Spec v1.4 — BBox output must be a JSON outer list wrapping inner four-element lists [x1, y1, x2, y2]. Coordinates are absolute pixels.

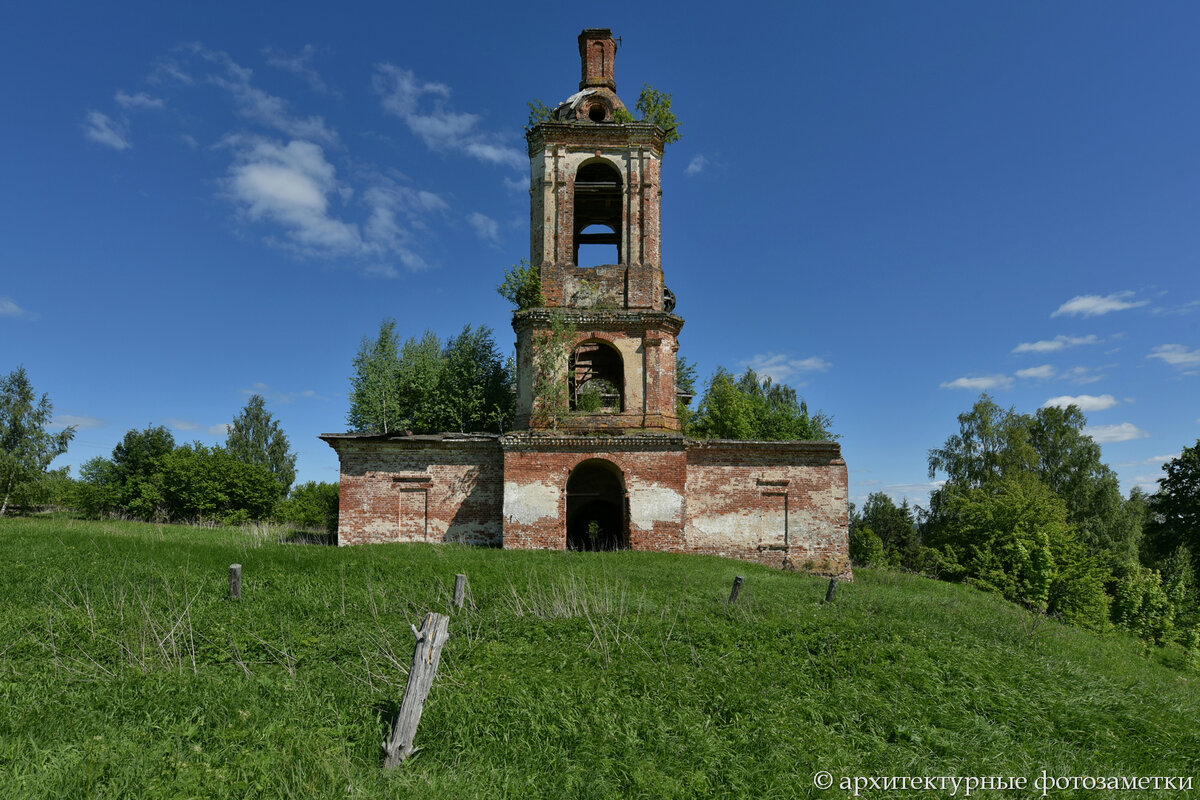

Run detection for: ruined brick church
[[322, 29, 849, 573]]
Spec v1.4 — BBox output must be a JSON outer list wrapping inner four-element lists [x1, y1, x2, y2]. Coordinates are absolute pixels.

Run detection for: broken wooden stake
[[229, 564, 242, 600], [383, 612, 450, 769], [453, 573, 467, 609], [729, 575, 744, 603], [825, 577, 839, 603]]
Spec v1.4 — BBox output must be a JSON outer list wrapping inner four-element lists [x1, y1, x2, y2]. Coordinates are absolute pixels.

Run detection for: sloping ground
[[1, 517, 1197, 799]]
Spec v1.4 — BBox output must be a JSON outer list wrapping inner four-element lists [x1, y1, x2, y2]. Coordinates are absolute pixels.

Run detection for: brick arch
[[569, 339, 624, 412], [565, 458, 628, 550], [572, 158, 623, 266]]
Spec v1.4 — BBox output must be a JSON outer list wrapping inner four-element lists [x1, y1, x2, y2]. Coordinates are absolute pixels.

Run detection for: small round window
[[588, 104, 606, 123]]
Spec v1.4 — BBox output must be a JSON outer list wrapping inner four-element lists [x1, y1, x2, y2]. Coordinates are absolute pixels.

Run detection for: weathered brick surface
[[326, 436, 503, 547]]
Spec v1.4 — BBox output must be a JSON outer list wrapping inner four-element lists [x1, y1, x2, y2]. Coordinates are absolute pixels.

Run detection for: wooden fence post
[[825, 577, 839, 603], [383, 612, 450, 769], [729, 575, 744, 603], [453, 574, 467, 609], [229, 564, 242, 600]]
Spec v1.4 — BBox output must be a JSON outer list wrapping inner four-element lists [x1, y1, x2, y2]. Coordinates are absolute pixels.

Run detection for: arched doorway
[[565, 459, 628, 551]]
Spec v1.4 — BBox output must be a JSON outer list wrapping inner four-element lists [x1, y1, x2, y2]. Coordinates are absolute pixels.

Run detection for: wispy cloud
[[373, 64, 524, 169], [1052, 291, 1147, 317], [1016, 364, 1056, 379], [467, 212, 501, 245], [940, 374, 1013, 391], [115, 90, 164, 110], [263, 45, 329, 94], [1148, 344, 1200, 370], [242, 381, 323, 404], [189, 43, 339, 145], [83, 111, 131, 150], [1013, 334, 1098, 354], [208, 423, 232, 436], [51, 414, 106, 430], [1042, 393, 1118, 412], [744, 353, 832, 384], [684, 154, 708, 177], [1060, 365, 1109, 384], [0, 296, 30, 318], [1085, 422, 1150, 443], [163, 418, 202, 431]]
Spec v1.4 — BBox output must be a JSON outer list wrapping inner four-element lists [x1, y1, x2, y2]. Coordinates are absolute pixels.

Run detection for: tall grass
[[0, 516, 1197, 799]]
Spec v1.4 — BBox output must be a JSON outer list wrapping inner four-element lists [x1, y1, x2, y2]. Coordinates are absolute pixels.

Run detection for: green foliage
[[225, 394, 296, 495], [575, 378, 618, 413], [524, 98, 553, 132], [1110, 562, 1178, 646], [531, 311, 576, 430], [848, 523, 886, 567], [274, 481, 339, 533], [688, 367, 835, 441], [77, 425, 176, 520], [3, 516, 1199, 798], [924, 476, 1074, 612], [347, 320, 515, 435], [1145, 439, 1200, 570], [0, 366, 76, 516], [159, 444, 279, 524], [8, 467, 75, 511], [852, 493, 920, 570], [497, 258, 544, 311], [675, 354, 698, 430], [635, 84, 681, 146]]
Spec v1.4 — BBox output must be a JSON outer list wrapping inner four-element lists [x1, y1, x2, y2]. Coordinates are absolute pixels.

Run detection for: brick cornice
[[501, 431, 686, 453], [512, 309, 684, 336], [526, 122, 664, 157]]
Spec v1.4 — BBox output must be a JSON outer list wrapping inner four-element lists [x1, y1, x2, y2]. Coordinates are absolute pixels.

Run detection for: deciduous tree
[[226, 394, 296, 494], [0, 367, 76, 516]]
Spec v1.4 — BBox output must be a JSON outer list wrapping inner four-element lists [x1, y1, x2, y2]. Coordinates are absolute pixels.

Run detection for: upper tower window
[[573, 160, 622, 266]]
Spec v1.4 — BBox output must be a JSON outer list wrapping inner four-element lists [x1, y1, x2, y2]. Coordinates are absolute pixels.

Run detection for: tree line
[[0, 367, 337, 532], [852, 394, 1200, 655]]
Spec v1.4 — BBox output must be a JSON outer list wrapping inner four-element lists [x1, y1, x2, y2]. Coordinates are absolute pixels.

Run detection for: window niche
[[572, 161, 622, 267]]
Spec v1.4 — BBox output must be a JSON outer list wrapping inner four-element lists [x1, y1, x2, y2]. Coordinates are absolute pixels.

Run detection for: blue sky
[[3, 1, 1198, 509]]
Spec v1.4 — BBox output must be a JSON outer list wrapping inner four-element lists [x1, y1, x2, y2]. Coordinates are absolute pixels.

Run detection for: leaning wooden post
[[229, 564, 242, 600], [383, 612, 450, 769], [825, 577, 839, 604], [453, 574, 467, 609], [729, 575, 744, 603]]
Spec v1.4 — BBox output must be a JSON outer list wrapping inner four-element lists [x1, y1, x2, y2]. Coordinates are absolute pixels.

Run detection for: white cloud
[[940, 374, 1013, 391], [208, 423, 232, 436], [744, 353, 831, 384], [263, 45, 328, 94], [224, 136, 362, 256], [83, 111, 131, 150], [504, 175, 531, 193], [115, 91, 164, 110], [1013, 334, 1098, 353], [1148, 344, 1200, 369], [1085, 422, 1150, 443], [164, 418, 201, 431], [1052, 291, 1148, 317], [242, 382, 322, 404], [1041, 394, 1118, 412], [373, 63, 524, 169], [190, 44, 338, 145], [684, 154, 708, 177], [51, 414, 106, 430], [1061, 365, 1108, 384], [0, 296, 29, 318], [1151, 299, 1200, 316], [1016, 364, 1056, 379], [467, 212, 501, 244]]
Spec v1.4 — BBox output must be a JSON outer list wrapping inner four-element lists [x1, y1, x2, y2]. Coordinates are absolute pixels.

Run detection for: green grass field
[[1, 517, 1197, 799]]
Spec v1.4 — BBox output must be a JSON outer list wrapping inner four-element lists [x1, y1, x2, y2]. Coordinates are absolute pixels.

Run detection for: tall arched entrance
[[565, 459, 628, 551]]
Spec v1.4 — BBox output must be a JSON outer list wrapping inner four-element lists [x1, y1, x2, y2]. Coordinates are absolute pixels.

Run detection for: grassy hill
[[1, 517, 1197, 799]]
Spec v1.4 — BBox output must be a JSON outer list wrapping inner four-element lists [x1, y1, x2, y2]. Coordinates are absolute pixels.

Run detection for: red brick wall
[[501, 435, 687, 551], [328, 437, 503, 547], [684, 441, 850, 576]]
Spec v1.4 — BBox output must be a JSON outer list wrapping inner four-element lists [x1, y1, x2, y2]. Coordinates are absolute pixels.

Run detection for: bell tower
[[514, 28, 683, 432]]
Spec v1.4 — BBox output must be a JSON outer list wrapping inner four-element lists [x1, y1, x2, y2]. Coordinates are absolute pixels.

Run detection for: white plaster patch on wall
[[503, 481, 560, 525], [629, 484, 683, 530], [687, 508, 760, 546]]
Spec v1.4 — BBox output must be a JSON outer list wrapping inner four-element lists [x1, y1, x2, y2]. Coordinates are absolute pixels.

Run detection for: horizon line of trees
[[851, 393, 1200, 658]]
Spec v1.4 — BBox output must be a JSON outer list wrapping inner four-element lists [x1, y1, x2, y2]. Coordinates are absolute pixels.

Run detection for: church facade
[[322, 30, 850, 574]]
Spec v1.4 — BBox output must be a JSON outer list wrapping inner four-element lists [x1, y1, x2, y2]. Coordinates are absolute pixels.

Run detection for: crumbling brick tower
[[513, 28, 682, 433]]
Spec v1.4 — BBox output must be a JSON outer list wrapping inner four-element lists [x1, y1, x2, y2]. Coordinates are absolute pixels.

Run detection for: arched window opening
[[566, 459, 628, 551], [573, 161, 622, 266], [577, 224, 619, 267], [569, 341, 623, 412]]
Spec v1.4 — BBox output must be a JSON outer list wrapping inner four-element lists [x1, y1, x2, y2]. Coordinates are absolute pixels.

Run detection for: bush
[[275, 481, 339, 533], [1109, 563, 1177, 646], [849, 525, 885, 567]]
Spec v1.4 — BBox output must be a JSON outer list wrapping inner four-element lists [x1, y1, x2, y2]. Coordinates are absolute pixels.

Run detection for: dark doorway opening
[[566, 459, 628, 551]]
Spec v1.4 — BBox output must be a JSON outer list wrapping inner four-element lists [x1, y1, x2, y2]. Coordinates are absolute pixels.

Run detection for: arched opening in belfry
[[566, 459, 628, 551], [569, 340, 623, 412], [573, 160, 622, 266]]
